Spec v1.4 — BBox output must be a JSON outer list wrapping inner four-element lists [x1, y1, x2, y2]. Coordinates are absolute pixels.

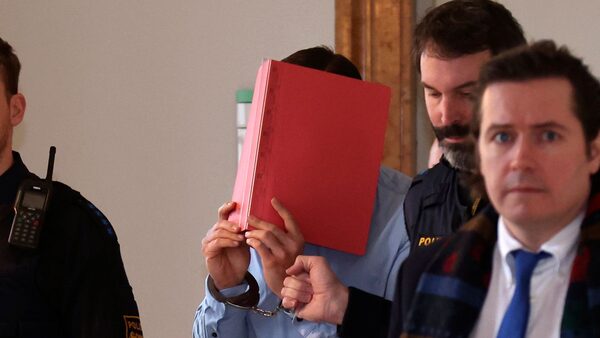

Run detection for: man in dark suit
[[400, 40, 600, 338]]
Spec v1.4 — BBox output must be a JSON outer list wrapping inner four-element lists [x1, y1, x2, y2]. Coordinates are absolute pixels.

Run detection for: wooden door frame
[[335, 0, 416, 175]]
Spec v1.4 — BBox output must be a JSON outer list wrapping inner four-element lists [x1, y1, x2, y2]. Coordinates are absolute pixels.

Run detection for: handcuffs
[[207, 272, 298, 318]]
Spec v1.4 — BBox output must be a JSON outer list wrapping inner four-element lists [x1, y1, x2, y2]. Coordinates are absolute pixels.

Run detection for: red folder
[[229, 59, 391, 255]]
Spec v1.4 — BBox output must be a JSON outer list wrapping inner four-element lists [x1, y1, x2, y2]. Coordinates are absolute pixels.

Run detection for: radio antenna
[[46, 146, 56, 181]]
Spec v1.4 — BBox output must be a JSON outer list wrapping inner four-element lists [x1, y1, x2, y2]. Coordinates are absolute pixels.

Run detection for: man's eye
[[426, 90, 441, 98], [493, 132, 511, 143], [461, 92, 476, 102], [541, 130, 559, 142]]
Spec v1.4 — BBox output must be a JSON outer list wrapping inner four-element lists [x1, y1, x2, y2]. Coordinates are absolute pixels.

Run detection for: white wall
[[498, 0, 600, 74], [434, 0, 600, 76], [0, 1, 333, 337]]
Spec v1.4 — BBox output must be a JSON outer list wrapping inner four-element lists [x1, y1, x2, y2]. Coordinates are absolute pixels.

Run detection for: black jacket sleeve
[[337, 287, 391, 338], [41, 183, 142, 338], [402, 176, 423, 246]]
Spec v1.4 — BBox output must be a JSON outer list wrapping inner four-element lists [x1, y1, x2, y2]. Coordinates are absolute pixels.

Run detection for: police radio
[[8, 146, 56, 249]]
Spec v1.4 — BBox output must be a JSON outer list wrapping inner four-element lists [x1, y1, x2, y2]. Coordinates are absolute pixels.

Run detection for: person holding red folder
[[193, 46, 412, 338], [279, 1, 529, 337]]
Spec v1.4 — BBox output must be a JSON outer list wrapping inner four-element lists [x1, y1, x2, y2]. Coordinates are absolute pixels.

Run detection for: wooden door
[[335, 0, 416, 175]]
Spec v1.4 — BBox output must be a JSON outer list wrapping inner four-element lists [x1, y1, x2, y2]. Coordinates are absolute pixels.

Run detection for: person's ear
[[9, 93, 25, 127], [587, 131, 600, 174]]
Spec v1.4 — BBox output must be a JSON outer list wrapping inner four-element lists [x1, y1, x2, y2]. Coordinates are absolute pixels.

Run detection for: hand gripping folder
[[229, 60, 391, 255]]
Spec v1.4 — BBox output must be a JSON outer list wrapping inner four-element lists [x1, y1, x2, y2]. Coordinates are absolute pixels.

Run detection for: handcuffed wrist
[[207, 272, 259, 308]]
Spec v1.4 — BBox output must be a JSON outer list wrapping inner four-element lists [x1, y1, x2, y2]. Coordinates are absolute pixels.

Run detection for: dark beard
[[443, 141, 476, 172], [432, 124, 476, 171]]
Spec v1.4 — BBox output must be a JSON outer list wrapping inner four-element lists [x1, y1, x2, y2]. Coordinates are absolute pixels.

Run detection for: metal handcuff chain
[[207, 271, 290, 317]]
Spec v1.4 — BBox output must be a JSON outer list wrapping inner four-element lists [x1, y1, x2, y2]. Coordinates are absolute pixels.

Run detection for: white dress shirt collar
[[498, 211, 583, 285], [471, 210, 585, 338]]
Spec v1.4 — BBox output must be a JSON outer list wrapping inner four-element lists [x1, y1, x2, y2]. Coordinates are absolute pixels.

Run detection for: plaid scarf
[[401, 194, 600, 338]]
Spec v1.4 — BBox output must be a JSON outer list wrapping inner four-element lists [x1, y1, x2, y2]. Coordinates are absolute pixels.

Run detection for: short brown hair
[[0, 37, 21, 97], [473, 40, 600, 145], [414, 0, 525, 72]]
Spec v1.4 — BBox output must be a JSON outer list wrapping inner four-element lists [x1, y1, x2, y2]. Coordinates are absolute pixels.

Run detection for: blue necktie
[[496, 250, 549, 338]]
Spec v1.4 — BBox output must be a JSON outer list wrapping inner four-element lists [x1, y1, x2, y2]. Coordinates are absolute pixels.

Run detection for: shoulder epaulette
[[51, 181, 117, 239], [75, 196, 116, 239]]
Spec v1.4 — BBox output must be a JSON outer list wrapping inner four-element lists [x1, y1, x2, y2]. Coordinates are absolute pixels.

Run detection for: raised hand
[[245, 198, 304, 297], [201, 202, 249, 290], [281, 255, 349, 325]]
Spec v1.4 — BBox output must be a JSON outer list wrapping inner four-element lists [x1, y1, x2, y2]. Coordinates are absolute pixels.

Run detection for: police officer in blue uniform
[[0, 37, 142, 337], [403, 0, 526, 253], [404, 157, 481, 251]]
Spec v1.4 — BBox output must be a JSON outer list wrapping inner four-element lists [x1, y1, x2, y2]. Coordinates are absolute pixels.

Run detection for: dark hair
[[467, 40, 600, 197], [0, 37, 21, 97], [281, 46, 362, 80], [414, 0, 525, 72], [473, 40, 600, 146]]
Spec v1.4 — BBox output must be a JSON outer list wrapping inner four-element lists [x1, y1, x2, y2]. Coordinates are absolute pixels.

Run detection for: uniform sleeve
[[337, 287, 391, 338], [403, 178, 422, 248], [78, 230, 142, 338], [51, 192, 143, 338]]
